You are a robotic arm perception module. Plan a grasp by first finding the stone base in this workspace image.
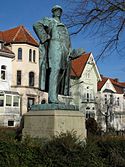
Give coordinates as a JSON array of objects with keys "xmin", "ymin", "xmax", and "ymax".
[
  {"xmin": 31, "ymin": 103, "xmax": 79, "ymax": 111},
  {"xmin": 22, "ymin": 110, "xmax": 86, "ymax": 140}
]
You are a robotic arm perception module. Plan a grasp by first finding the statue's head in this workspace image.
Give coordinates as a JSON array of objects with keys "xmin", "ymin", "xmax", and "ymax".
[{"xmin": 52, "ymin": 5, "xmax": 63, "ymax": 17}]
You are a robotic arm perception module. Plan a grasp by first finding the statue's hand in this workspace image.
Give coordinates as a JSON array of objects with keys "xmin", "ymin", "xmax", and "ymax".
[{"xmin": 42, "ymin": 34, "xmax": 50, "ymax": 44}]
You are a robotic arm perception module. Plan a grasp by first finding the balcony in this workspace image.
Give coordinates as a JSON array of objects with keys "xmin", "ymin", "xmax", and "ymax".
[{"xmin": 81, "ymin": 98, "xmax": 96, "ymax": 103}]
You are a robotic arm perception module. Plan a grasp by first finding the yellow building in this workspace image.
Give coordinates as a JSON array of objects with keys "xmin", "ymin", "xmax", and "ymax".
[{"xmin": 2, "ymin": 25, "xmax": 47, "ymax": 115}]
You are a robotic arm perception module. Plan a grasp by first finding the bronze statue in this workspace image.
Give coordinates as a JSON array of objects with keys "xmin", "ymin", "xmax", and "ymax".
[{"xmin": 33, "ymin": 5, "xmax": 84, "ymax": 104}]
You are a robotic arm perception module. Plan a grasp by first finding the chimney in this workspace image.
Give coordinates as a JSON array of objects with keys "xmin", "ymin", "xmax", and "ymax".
[
  {"xmin": 100, "ymin": 74, "xmax": 103, "ymax": 78},
  {"xmin": 114, "ymin": 78, "xmax": 118, "ymax": 82}
]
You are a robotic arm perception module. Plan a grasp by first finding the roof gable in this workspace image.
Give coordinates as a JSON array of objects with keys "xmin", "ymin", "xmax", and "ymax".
[
  {"xmin": 70, "ymin": 52, "xmax": 101, "ymax": 81},
  {"xmin": 84, "ymin": 53, "xmax": 101, "ymax": 81},
  {"xmin": 98, "ymin": 76, "xmax": 125, "ymax": 94},
  {"xmin": 2, "ymin": 25, "xmax": 38, "ymax": 46},
  {"xmin": 70, "ymin": 52, "xmax": 90, "ymax": 78},
  {"xmin": 103, "ymin": 79, "xmax": 116, "ymax": 93}
]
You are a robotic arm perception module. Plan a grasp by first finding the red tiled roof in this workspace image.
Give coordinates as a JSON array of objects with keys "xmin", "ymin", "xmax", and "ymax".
[
  {"xmin": 2, "ymin": 25, "xmax": 38, "ymax": 46},
  {"xmin": 98, "ymin": 76, "xmax": 125, "ymax": 94},
  {"xmin": 0, "ymin": 32, "xmax": 4, "ymax": 41},
  {"xmin": 98, "ymin": 77, "xmax": 108, "ymax": 91},
  {"xmin": 0, "ymin": 31, "xmax": 15, "ymax": 57},
  {"xmin": 113, "ymin": 85, "xmax": 123, "ymax": 94},
  {"xmin": 110, "ymin": 78, "xmax": 125, "ymax": 94},
  {"xmin": 118, "ymin": 82, "xmax": 125, "ymax": 87},
  {"xmin": 70, "ymin": 52, "xmax": 91, "ymax": 78}
]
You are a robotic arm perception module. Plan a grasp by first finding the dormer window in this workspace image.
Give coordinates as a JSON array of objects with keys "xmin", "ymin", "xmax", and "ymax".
[{"xmin": 88, "ymin": 57, "xmax": 93, "ymax": 64}]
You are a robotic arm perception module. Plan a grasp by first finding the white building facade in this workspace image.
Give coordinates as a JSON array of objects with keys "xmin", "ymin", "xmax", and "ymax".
[
  {"xmin": 70, "ymin": 52, "xmax": 101, "ymax": 120},
  {"xmin": 0, "ymin": 40, "xmax": 20, "ymax": 127},
  {"xmin": 97, "ymin": 76, "xmax": 125, "ymax": 131}
]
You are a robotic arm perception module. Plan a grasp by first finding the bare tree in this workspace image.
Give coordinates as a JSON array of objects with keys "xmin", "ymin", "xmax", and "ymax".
[
  {"xmin": 63, "ymin": 0, "xmax": 125, "ymax": 59},
  {"xmin": 96, "ymin": 93, "xmax": 122, "ymax": 133}
]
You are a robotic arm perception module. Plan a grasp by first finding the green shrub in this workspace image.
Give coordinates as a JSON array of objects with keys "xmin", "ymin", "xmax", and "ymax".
[
  {"xmin": 1, "ymin": 128, "xmax": 125, "ymax": 167},
  {"xmin": 38, "ymin": 131, "xmax": 104, "ymax": 167},
  {"xmin": 0, "ymin": 127, "xmax": 16, "ymax": 141},
  {"xmin": 39, "ymin": 131, "xmax": 84, "ymax": 167},
  {"xmin": 86, "ymin": 118, "xmax": 99, "ymax": 138},
  {"xmin": 97, "ymin": 136, "xmax": 125, "ymax": 167}
]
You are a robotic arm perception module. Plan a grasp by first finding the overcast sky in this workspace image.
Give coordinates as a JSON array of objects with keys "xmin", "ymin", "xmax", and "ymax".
[{"xmin": 1, "ymin": 0, "xmax": 125, "ymax": 81}]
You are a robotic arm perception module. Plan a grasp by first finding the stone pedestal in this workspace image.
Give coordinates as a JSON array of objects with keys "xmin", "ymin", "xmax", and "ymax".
[{"xmin": 22, "ymin": 110, "xmax": 86, "ymax": 140}]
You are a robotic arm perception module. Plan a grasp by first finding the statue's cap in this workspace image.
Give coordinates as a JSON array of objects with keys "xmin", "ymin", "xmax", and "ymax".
[{"xmin": 51, "ymin": 5, "xmax": 62, "ymax": 13}]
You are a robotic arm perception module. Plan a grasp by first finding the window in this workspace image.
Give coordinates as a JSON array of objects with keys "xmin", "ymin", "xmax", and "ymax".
[
  {"xmin": 41, "ymin": 99, "xmax": 46, "ymax": 104},
  {"xmin": 33, "ymin": 50, "xmax": 36, "ymax": 62},
  {"xmin": 87, "ymin": 93, "xmax": 89, "ymax": 102},
  {"xmin": 110, "ymin": 94, "xmax": 113, "ymax": 104},
  {"xmin": 90, "ymin": 89, "xmax": 94, "ymax": 101},
  {"xmin": 86, "ymin": 72, "xmax": 90, "ymax": 79},
  {"xmin": 8, "ymin": 120, "xmax": 14, "ymax": 126},
  {"xmin": 27, "ymin": 98, "xmax": 34, "ymax": 111},
  {"xmin": 18, "ymin": 48, "xmax": 22, "ymax": 60},
  {"xmin": 6, "ymin": 95, "xmax": 12, "ymax": 106},
  {"xmin": 29, "ymin": 72, "xmax": 34, "ymax": 86},
  {"xmin": 117, "ymin": 97, "xmax": 120, "ymax": 106},
  {"xmin": 29, "ymin": 49, "xmax": 32, "ymax": 62},
  {"xmin": 17, "ymin": 70, "xmax": 21, "ymax": 85},
  {"xmin": 1, "ymin": 65, "xmax": 6, "ymax": 80},
  {"xmin": 86, "ymin": 108, "xmax": 90, "ymax": 119},
  {"xmin": 13, "ymin": 96, "xmax": 19, "ymax": 107},
  {"xmin": 86, "ymin": 112, "xmax": 90, "ymax": 119},
  {"xmin": 0, "ymin": 94, "xmax": 4, "ymax": 107},
  {"xmin": 105, "ymin": 94, "xmax": 107, "ymax": 104}
]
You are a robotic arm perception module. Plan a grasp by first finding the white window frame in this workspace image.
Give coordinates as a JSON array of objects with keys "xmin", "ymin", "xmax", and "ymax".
[{"xmin": 13, "ymin": 95, "xmax": 20, "ymax": 107}]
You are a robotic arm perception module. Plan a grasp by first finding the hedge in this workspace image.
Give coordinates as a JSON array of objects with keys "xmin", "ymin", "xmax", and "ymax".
[{"xmin": 0, "ymin": 128, "xmax": 125, "ymax": 167}]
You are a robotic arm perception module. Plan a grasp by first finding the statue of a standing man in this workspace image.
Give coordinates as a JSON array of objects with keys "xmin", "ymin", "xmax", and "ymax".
[{"xmin": 33, "ymin": 5, "xmax": 71, "ymax": 104}]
